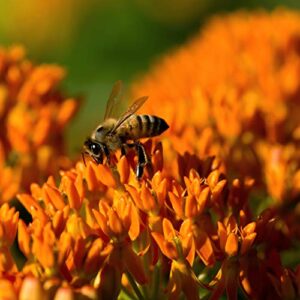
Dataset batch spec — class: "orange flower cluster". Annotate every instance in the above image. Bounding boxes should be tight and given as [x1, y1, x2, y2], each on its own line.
[2, 8, 300, 300]
[0, 140, 297, 299]
[0, 45, 79, 202]
[132, 9, 300, 205]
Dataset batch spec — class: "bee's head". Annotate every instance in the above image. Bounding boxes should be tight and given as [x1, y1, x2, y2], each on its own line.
[83, 138, 104, 164]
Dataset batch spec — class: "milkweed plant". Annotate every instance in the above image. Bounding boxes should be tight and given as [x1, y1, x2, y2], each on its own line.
[0, 9, 300, 300]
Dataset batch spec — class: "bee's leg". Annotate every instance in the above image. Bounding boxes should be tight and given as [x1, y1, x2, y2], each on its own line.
[93, 154, 103, 164]
[122, 142, 136, 156]
[121, 144, 127, 156]
[82, 152, 87, 166]
[121, 142, 135, 157]
[102, 144, 111, 165]
[134, 142, 150, 179]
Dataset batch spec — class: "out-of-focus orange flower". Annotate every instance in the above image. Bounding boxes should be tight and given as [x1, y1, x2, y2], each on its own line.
[258, 143, 300, 202]
[130, 13, 300, 283]
[132, 9, 300, 204]
[0, 274, 100, 300]
[0, 203, 19, 272]
[0, 45, 79, 203]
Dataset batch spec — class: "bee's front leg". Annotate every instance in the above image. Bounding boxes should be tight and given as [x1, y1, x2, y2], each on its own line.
[93, 155, 103, 164]
[102, 144, 111, 165]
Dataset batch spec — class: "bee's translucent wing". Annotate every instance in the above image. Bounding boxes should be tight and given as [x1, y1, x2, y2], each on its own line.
[110, 96, 148, 133]
[104, 80, 123, 120]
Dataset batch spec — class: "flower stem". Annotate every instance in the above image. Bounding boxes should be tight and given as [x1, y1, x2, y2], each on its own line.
[151, 265, 160, 300]
[126, 271, 145, 300]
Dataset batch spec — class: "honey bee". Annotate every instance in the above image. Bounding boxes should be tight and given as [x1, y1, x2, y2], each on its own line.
[83, 81, 169, 178]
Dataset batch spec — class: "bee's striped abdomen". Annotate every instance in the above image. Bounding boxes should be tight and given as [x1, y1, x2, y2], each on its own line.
[120, 114, 169, 140]
[137, 115, 169, 138]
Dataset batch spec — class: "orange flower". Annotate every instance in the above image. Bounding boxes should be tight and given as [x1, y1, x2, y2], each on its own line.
[166, 259, 200, 300]
[0, 274, 99, 300]
[151, 218, 192, 262]
[92, 194, 148, 286]
[152, 218, 199, 300]
[6, 136, 298, 299]
[0, 203, 19, 272]
[217, 216, 257, 257]
[167, 169, 227, 266]
[132, 9, 300, 203]
[2, 8, 300, 300]
[257, 143, 300, 202]
[207, 216, 257, 299]
[0, 277, 19, 300]
[0, 164, 21, 203]
[15, 151, 155, 297]
[0, 45, 79, 203]
[93, 195, 140, 241]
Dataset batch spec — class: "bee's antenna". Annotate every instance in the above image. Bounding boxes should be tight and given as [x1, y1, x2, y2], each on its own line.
[82, 152, 87, 166]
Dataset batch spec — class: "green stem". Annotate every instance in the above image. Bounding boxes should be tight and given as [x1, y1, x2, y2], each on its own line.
[126, 271, 145, 300]
[121, 285, 138, 300]
[174, 237, 184, 259]
[151, 265, 160, 300]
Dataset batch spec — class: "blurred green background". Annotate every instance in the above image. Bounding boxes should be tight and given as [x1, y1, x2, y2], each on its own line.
[0, 0, 299, 156]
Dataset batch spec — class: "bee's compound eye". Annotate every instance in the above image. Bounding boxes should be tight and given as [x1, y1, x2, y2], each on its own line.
[90, 143, 101, 155]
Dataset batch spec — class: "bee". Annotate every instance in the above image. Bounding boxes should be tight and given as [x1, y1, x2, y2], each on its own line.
[83, 81, 169, 179]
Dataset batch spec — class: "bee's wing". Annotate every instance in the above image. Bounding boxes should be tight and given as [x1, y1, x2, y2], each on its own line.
[109, 96, 148, 133]
[104, 80, 123, 120]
